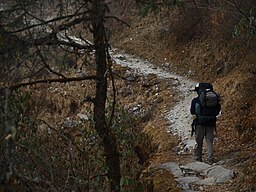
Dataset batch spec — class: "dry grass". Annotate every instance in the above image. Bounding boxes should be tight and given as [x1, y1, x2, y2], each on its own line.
[111, 4, 256, 191]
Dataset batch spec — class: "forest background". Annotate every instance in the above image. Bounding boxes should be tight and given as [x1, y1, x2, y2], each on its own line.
[0, 0, 256, 191]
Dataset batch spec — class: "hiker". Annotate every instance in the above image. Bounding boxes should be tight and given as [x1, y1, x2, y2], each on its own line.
[190, 83, 221, 165]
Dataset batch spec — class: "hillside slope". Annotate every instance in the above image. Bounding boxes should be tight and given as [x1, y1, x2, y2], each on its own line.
[111, 4, 256, 191]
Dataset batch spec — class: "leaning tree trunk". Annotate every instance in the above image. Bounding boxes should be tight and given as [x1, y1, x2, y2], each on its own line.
[91, 0, 121, 191]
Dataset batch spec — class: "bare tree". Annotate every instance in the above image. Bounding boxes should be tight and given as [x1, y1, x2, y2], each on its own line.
[0, 0, 122, 191]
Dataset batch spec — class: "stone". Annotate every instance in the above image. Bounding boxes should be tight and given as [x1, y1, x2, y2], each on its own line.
[196, 177, 216, 185]
[77, 113, 88, 122]
[204, 166, 234, 183]
[184, 162, 212, 172]
[157, 162, 183, 177]
[175, 176, 200, 190]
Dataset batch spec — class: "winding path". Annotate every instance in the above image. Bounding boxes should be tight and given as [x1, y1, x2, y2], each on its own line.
[111, 49, 234, 191]
[112, 49, 196, 151]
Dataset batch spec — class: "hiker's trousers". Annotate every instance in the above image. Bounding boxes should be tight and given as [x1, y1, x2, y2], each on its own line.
[194, 125, 215, 161]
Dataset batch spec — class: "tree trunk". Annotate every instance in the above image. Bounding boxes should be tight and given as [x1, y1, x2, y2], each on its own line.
[91, 1, 121, 191]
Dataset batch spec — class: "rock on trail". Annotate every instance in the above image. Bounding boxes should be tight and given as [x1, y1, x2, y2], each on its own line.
[157, 161, 234, 190]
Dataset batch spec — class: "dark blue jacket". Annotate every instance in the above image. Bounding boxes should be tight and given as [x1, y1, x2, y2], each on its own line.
[190, 97, 217, 126]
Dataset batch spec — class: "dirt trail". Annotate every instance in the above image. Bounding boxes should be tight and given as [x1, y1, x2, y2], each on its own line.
[112, 48, 196, 150]
[112, 49, 235, 191]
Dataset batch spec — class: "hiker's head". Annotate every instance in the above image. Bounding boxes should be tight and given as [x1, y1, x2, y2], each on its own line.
[192, 83, 213, 95]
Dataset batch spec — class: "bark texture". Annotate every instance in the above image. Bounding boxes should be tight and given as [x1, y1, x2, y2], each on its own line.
[91, 1, 121, 191]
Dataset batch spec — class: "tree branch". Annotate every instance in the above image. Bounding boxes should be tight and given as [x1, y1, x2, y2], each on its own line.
[14, 170, 58, 192]
[7, 12, 85, 34]
[1, 75, 99, 92]
[105, 16, 131, 27]
[31, 33, 94, 50]
[35, 47, 67, 78]
[231, 0, 255, 28]
[107, 59, 116, 128]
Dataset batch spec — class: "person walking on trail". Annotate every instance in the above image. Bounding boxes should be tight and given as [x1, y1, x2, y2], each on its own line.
[190, 83, 221, 165]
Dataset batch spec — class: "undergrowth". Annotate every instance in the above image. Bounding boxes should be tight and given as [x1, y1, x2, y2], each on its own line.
[0, 85, 152, 191]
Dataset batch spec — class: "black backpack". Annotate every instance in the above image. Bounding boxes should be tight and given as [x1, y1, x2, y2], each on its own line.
[195, 83, 221, 117]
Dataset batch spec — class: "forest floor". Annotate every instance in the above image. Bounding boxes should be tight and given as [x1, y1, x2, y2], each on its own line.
[110, 6, 256, 192]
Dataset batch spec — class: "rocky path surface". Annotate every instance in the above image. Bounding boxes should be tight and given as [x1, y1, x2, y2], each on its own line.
[112, 49, 234, 191]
